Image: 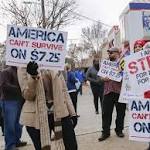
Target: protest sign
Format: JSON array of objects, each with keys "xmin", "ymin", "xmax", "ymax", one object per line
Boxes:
[
  {"xmin": 125, "ymin": 48, "xmax": 150, "ymax": 98},
  {"xmin": 97, "ymin": 59, "xmax": 122, "ymax": 82},
  {"xmin": 129, "ymin": 98, "xmax": 150, "ymax": 142},
  {"xmin": 6, "ymin": 25, "xmax": 68, "ymax": 70}
]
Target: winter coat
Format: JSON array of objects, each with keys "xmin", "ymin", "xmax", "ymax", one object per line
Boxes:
[
  {"xmin": 17, "ymin": 68, "xmax": 76, "ymax": 149},
  {"xmin": 0, "ymin": 67, "xmax": 23, "ymax": 101},
  {"xmin": 17, "ymin": 68, "xmax": 76, "ymax": 128}
]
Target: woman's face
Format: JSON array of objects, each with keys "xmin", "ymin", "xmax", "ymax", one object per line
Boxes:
[{"xmin": 134, "ymin": 44, "xmax": 143, "ymax": 53}]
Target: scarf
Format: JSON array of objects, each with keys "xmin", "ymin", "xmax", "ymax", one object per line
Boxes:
[
  {"xmin": 38, "ymin": 70, "xmax": 65, "ymax": 150},
  {"xmin": 36, "ymin": 77, "xmax": 51, "ymax": 150}
]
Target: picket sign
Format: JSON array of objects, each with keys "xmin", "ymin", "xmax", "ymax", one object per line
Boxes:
[
  {"xmin": 118, "ymin": 48, "xmax": 150, "ymax": 142},
  {"xmin": 97, "ymin": 59, "xmax": 122, "ymax": 82},
  {"xmin": 6, "ymin": 25, "xmax": 68, "ymax": 70},
  {"xmin": 129, "ymin": 97, "xmax": 150, "ymax": 142},
  {"xmin": 123, "ymin": 48, "xmax": 150, "ymax": 98}
]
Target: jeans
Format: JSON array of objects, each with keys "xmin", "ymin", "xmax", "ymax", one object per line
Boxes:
[
  {"xmin": 0, "ymin": 101, "xmax": 4, "ymax": 135},
  {"xmin": 1, "ymin": 100, "xmax": 23, "ymax": 150}
]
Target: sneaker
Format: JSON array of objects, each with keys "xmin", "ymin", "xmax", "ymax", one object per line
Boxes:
[
  {"xmin": 98, "ymin": 134, "xmax": 110, "ymax": 141},
  {"xmin": 16, "ymin": 141, "xmax": 27, "ymax": 147},
  {"xmin": 116, "ymin": 132, "xmax": 125, "ymax": 138}
]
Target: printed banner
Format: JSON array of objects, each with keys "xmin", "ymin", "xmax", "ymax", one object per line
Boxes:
[
  {"xmin": 6, "ymin": 25, "xmax": 68, "ymax": 70},
  {"xmin": 97, "ymin": 59, "xmax": 122, "ymax": 82},
  {"xmin": 129, "ymin": 98, "xmax": 150, "ymax": 142},
  {"xmin": 125, "ymin": 48, "xmax": 150, "ymax": 98}
]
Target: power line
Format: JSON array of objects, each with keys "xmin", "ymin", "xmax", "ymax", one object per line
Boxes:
[
  {"xmin": 23, "ymin": 0, "xmax": 112, "ymax": 28},
  {"xmin": 73, "ymin": 12, "xmax": 112, "ymax": 28}
]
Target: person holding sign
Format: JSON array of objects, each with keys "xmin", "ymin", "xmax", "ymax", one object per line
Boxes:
[
  {"xmin": 133, "ymin": 40, "xmax": 150, "ymax": 150},
  {"xmin": 98, "ymin": 47, "xmax": 126, "ymax": 142},
  {"xmin": 17, "ymin": 62, "xmax": 78, "ymax": 150}
]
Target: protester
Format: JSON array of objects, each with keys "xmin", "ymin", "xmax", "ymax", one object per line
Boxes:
[
  {"xmin": 134, "ymin": 40, "xmax": 147, "ymax": 52},
  {"xmin": 98, "ymin": 47, "xmax": 126, "ymax": 141},
  {"xmin": 75, "ymin": 68, "xmax": 85, "ymax": 95},
  {"xmin": 0, "ymin": 104, "xmax": 4, "ymax": 136},
  {"xmin": 0, "ymin": 71, "xmax": 4, "ymax": 136},
  {"xmin": 133, "ymin": 39, "xmax": 150, "ymax": 150},
  {"xmin": 17, "ymin": 61, "xmax": 78, "ymax": 150},
  {"xmin": 86, "ymin": 57, "xmax": 104, "ymax": 114},
  {"xmin": 66, "ymin": 63, "xmax": 78, "ymax": 113},
  {"xmin": 0, "ymin": 66, "xmax": 27, "ymax": 150}
]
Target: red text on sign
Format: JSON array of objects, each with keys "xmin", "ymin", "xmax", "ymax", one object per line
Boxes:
[
  {"xmin": 128, "ymin": 56, "xmax": 150, "ymax": 74},
  {"xmin": 9, "ymin": 39, "xmax": 29, "ymax": 47}
]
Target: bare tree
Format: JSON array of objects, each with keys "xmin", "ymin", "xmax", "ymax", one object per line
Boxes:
[
  {"xmin": 1, "ymin": 0, "xmax": 78, "ymax": 29},
  {"xmin": 0, "ymin": 44, "xmax": 6, "ymax": 70},
  {"xmin": 81, "ymin": 22, "xmax": 107, "ymax": 56},
  {"xmin": 68, "ymin": 43, "xmax": 79, "ymax": 62},
  {"xmin": 68, "ymin": 42, "xmax": 90, "ymax": 67}
]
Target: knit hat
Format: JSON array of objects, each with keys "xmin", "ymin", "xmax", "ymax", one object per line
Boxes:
[{"xmin": 134, "ymin": 40, "xmax": 147, "ymax": 48}]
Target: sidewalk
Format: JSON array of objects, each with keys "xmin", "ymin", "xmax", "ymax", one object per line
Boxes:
[{"xmin": 0, "ymin": 85, "xmax": 148, "ymax": 150}]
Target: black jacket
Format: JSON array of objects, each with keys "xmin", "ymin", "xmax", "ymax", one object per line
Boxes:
[{"xmin": 0, "ymin": 67, "xmax": 23, "ymax": 101}]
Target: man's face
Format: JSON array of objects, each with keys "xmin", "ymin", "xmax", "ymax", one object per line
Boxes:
[
  {"xmin": 108, "ymin": 51, "xmax": 120, "ymax": 61},
  {"xmin": 93, "ymin": 58, "xmax": 100, "ymax": 70},
  {"xmin": 93, "ymin": 59, "xmax": 99, "ymax": 66}
]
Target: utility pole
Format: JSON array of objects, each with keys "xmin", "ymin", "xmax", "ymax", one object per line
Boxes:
[{"xmin": 41, "ymin": 0, "xmax": 46, "ymax": 28}]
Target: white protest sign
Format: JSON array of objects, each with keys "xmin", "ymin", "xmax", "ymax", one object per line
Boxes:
[
  {"xmin": 97, "ymin": 59, "xmax": 122, "ymax": 82},
  {"xmin": 6, "ymin": 25, "xmax": 68, "ymax": 70},
  {"xmin": 129, "ymin": 98, "xmax": 150, "ymax": 142},
  {"xmin": 125, "ymin": 48, "xmax": 150, "ymax": 98}
]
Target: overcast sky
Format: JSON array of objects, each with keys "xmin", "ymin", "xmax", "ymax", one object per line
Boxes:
[{"xmin": 0, "ymin": 0, "xmax": 132, "ymax": 43}]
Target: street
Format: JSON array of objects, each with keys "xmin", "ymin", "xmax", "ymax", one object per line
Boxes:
[{"xmin": 0, "ymin": 85, "xmax": 148, "ymax": 150}]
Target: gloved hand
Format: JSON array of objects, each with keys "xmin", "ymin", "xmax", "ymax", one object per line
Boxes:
[
  {"xmin": 70, "ymin": 116, "xmax": 78, "ymax": 128},
  {"xmin": 27, "ymin": 61, "xmax": 38, "ymax": 76}
]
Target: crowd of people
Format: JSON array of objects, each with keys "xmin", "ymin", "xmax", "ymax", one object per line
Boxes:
[{"xmin": 0, "ymin": 39, "xmax": 150, "ymax": 150}]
